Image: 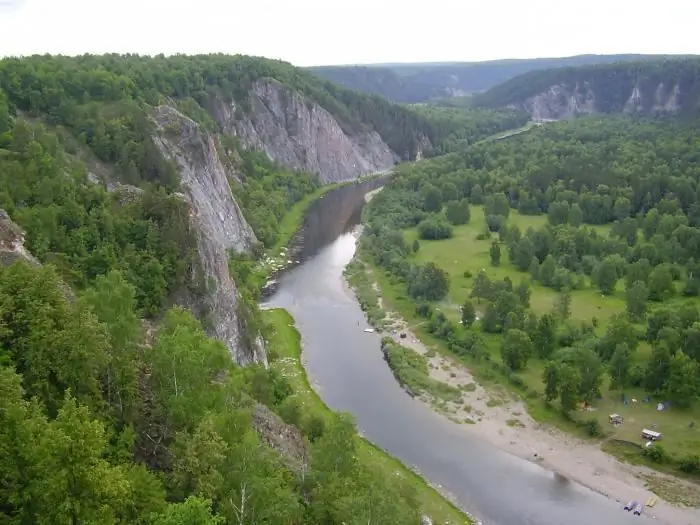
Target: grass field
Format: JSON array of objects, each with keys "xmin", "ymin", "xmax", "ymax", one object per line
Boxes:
[
  {"xmin": 357, "ymin": 207, "xmax": 700, "ymax": 474},
  {"xmin": 404, "ymin": 206, "xmax": 622, "ymax": 325},
  {"xmin": 262, "ymin": 308, "xmax": 472, "ymax": 525}
]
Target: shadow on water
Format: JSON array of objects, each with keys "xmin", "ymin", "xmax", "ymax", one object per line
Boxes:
[
  {"xmin": 263, "ymin": 180, "xmax": 647, "ymax": 525},
  {"xmin": 292, "ymin": 176, "xmax": 388, "ymax": 264}
]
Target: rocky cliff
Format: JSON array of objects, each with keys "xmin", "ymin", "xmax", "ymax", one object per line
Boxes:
[
  {"xmin": 0, "ymin": 210, "xmax": 40, "ymax": 268},
  {"xmin": 508, "ymin": 81, "xmax": 682, "ymax": 121},
  {"xmin": 151, "ymin": 105, "xmax": 266, "ymax": 365},
  {"xmin": 475, "ymin": 57, "xmax": 700, "ymax": 120},
  {"xmin": 209, "ymin": 79, "xmax": 399, "ymax": 183}
]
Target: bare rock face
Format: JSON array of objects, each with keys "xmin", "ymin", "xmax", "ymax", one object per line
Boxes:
[
  {"xmin": 510, "ymin": 82, "xmax": 597, "ymax": 121},
  {"xmin": 251, "ymin": 403, "xmax": 308, "ymax": 473},
  {"xmin": 151, "ymin": 105, "xmax": 266, "ymax": 366},
  {"xmin": 0, "ymin": 209, "xmax": 40, "ymax": 267},
  {"xmin": 509, "ymin": 81, "xmax": 683, "ymax": 121},
  {"xmin": 210, "ymin": 79, "xmax": 398, "ymax": 183}
]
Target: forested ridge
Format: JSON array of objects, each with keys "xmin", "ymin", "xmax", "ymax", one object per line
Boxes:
[
  {"xmin": 474, "ymin": 57, "xmax": 700, "ymax": 113},
  {"xmin": 360, "ymin": 115, "xmax": 700, "ymax": 475},
  {"xmin": 308, "ymin": 54, "xmax": 683, "ymax": 103},
  {"xmin": 0, "ymin": 54, "xmax": 472, "ymax": 524},
  {"xmin": 0, "ymin": 53, "xmax": 441, "ymax": 163}
]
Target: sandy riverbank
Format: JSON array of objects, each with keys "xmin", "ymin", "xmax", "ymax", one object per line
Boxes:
[{"xmin": 351, "ymin": 262, "xmax": 699, "ymax": 524}]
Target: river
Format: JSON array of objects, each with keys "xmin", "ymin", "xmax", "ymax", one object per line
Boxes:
[{"xmin": 263, "ymin": 179, "xmax": 643, "ymax": 525}]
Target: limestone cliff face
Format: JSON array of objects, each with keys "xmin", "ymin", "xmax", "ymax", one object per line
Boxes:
[
  {"xmin": 0, "ymin": 210, "xmax": 40, "ymax": 267},
  {"xmin": 151, "ymin": 105, "xmax": 266, "ymax": 366},
  {"xmin": 508, "ymin": 81, "xmax": 682, "ymax": 121},
  {"xmin": 210, "ymin": 79, "xmax": 399, "ymax": 183}
]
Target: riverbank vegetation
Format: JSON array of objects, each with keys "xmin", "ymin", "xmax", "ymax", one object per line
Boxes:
[
  {"xmin": 263, "ymin": 309, "xmax": 472, "ymax": 524},
  {"xmin": 358, "ymin": 115, "xmax": 700, "ymax": 479},
  {"xmin": 381, "ymin": 338, "xmax": 462, "ymax": 403}
]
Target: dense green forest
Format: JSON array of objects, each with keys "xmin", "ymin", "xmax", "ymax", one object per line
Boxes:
[
  {"xmin": 308, "ymin": 54, "xmax": 682, "ymax": 103},
  {"xmin": 410, "ymin": 105, "xmax": 529, "ymax": 156},
  {"xmin": 359, "ymin": 115, "xmax": 700, "ymax": 474},
  {"xmin": 0, "ymin": 55, "xmax": 467, "ymax": 524},
  {"xmin": 474, "ymin": 57, "xmax": 700, "ymax": 113}
]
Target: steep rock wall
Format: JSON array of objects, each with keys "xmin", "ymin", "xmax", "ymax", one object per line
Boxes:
[
  {"xmin": 508, "ymin": 82, "xmax": 682, "ymax": 121},
  {"xmin": 210, "ymin": 79, "xmax": 399, "ymax": 183},
  {"xmin": 151, "ymin": 105, "xmax": 266, "ymax": 366}
]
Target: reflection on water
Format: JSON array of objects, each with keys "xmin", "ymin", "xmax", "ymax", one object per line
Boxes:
[{"xmin": 264, "ymin": 180, "xmax": 644, "ymax": 525}]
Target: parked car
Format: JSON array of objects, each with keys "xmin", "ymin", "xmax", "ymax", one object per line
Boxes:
[
  {"xmin": 623, "ymin": 501, "xmax": 636, "ymax": 511},
  {"xmin": 633, "ymin": 503, "xmax": 643, "ymax": 516}
]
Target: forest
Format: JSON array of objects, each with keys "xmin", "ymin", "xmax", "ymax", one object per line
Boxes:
[
  {"xmin": 359, "ymin": 115, "xmax": 700, "ymax": 476},
  {"xmin": 474, "ymin": 56, "xmax": 700, "ymax": 114},
  {"xmin": 0, "ymin": 55, "xmax": 472, "ymax": 524}
]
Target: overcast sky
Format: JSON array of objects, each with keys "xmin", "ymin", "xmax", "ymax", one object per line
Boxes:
[{"xmin": 0, "ymin": 0, "xmax": 698, "ymax": 66}]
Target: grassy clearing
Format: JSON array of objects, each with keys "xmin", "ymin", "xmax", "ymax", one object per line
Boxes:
[
  {"xmin": 406, "ymin": 206, "xmax": 620, "ymax": 325},
  {"xmin": 381, "ymin": 338, "xmax": 461, "ymax": 403},
  {"xmin": 262, "ymin": 308, "xmax": 472, "ymax": 525},
  {"xmin": 361, "ymin": 245, "xmax": 700, "ymax": 477}
]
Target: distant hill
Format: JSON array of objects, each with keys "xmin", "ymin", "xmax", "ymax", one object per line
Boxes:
[
  {"xmin": 473, "ymin": 57, "xmax": 700, "ymax": 120},
  {"xmin": 307, "ymin": 54, "xmax": 691, "ymax": 103}
]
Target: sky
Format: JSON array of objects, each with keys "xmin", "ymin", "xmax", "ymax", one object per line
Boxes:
[{"xmin": 0, "ymin": 0, "xmax": 698, "ymax": 67}]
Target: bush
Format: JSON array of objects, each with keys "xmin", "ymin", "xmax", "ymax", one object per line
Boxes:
[
  {"xmin": 304, "ymin": 415, "xmax": 326, "ymax": 443},
  {"xmin": 583, "ymin": 418, "xmax": 603, "ymax": 437},
  {"xmin": 278, "ymin": 397, "xmax": 302, "ymax": 426},
  {"xmin": 417, "ymin": 215, "xmax": 453, "ymax": 240},
  {"xmin": 415, "ymin": 303, "xmax": 433, "ymax": 318},
  {"xmin": 463, "ymin": 270, "xmax": 473, "ymax": 278},
  {"xmin": 679, "ymin": 454, "xmax": 700, "ymax": 474},
  {"xmin": 642, "ymin": 443, "xmax": 668, "ymax": 463}
]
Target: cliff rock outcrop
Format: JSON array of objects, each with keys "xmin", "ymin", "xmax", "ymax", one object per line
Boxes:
[
  {"xmin": 0, "ymin": 210, "xmax": 40, "ymax": 267},
  {"xmin": 151, "ymin": 105, "xmax": 266, "ymax": 365},
  {"xmin": 210, "ymin": 79, "xmax": 399, "ymax": 183},
  {"xmin": 507, "ymin": 82, "xmax": 683, "ymax": 121}
]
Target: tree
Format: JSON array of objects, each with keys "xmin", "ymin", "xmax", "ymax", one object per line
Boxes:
[
  {"xmin": 609, "ymin": 343, "xmax": 631, "ymax": 390},
  {"xmin": 500, "ymin": 329, "xmax": 533, "ymax": 371},
  {"xmin": 558, "ymin": 364, "xmax": 582, "ymax": 413},
  {"xmin": 489, "ymin": 241, "xmax": 501, "ymax": 266},
  {"xmin": 568, "ymin": 203, "xmax": 583, "ymax": 227},
  {"xmin": 82, "ymin": 270, "xmax": 142, "ymax": 421},
  {"xmin": 645, "ymin": 343, "xmax": 672, "ymax": 393},
  {"xmin": 664, "ymin": 351, "xmax": 699, "ymax": 407},
  {"xmin": 407, "ymin": 262, "xmax": 450, "ymax": 301},
  {"xmin": 152, "ymin": 497, "xmax": 224, "ymax": 525},
  {"xmin": 34, "ymin": 394, "xmax": 131, "ymax": 525},
  {"xmin": 420, "ymin": 183, "xmax": 442, "ymax": 212},
  {"xmin": 648, "ymin": 264, "xmax": 674, "ymax": 301},
  {"xmin": 513, "ymin": 237, "xmax": 534, "ymax": 272},
  {"xmin": 555, "ymin": 290, "xmax": 572, "ymax": 320},
  {"xmin": 533, "ymin": 313, "xmax": 557, "ymax": 358},
  {"xmin": 625, "ymin": 280, "xmax": 649, "ymax": 321},
  {"xmin": 543, "ymin": 362, "xmax": 560, "ymax": 402},
  {"xmin": 461, "ymin": 299, "xmax": 476, "ymax": 327},
  {"xmin": 417, "ymin": 215, "xmax": 453, "ymax": 240},
  {"xmin": 593, "ymin": 257, "xmax": 619, "ymax": 295},
  {"xmin": 445, "ymin": 199, "xmax": 471, "ymax": 225},
  {"xmin": 538, "ymin": 254, "xmax": 557, "ymax": 287}
]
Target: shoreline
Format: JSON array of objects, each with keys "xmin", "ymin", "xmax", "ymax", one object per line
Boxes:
[
  {"xmin": 261, "ymin": 308, "xmax": 476, "ymax": 525},
  {"xmin": 345, "ymin": 232, "xmax": 700, "ymax": 525}
]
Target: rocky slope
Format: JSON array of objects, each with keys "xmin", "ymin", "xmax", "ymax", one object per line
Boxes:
[
  {"xmin": 475, "ymin": 57, "xmax": 700, "ymax": 120},
  {"xmin": 210, "ymin": 79, "xmax": 399, "ymax": 183},
  {"xmin": 151, "ymin": 105, "xmax": 266, "ymax": 365}
]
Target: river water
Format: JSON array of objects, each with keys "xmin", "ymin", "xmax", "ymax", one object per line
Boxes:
[{"xmin": 263, "ymin": 179, "xmax": 642, "ymax": 525}]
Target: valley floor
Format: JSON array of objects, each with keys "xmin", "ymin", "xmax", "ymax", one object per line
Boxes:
[{"xmin": 347, "ymin": 243, "xmax": 700, "ymax": 525}]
